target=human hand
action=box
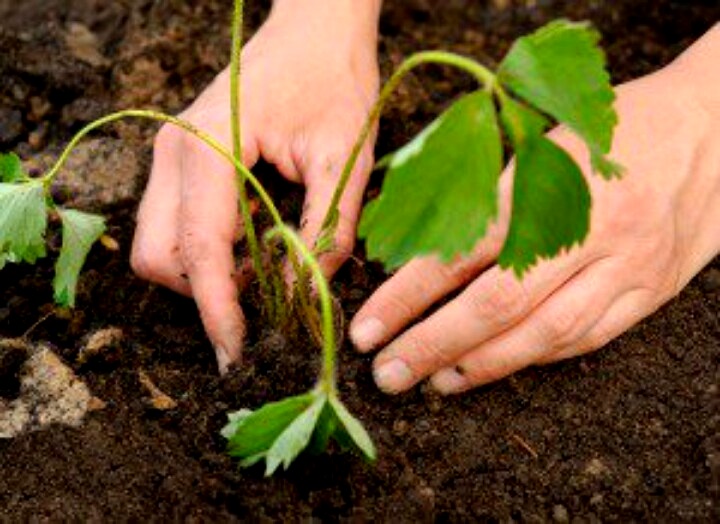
[350,25,720,395]
[131,0,381,372]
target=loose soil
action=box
[1,0,719,521]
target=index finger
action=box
[179,131,246,373]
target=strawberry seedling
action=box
[0,0,619,476]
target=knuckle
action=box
[536,307,584,347]
[402,331,450,372]
[582,331,611,353]
[460,358,509,387]
[464,274,530,325]
[153,123,179,149]
[434,258,480,287]
[130,244,165,281]
[369,288,416,323]
[179,230,213,272]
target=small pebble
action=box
[392,419,409,437]
[552,504,569,523]
[77,327,123,365]
[584,457,611,477]
[138,369,178,411]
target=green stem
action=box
[41,109,283,228]
[266,226,337,394]
[316,50,497,249]
[230,0,269,298]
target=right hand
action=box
[131,0,381,373]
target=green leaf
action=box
[53,209,106,307]
[308,402,338,454]
[499,95,549,145]
[226,393,314,461]
[221,409,253,440]
[497,134,591,275]
[359,90,503,269]
[265,395,326,476]
[498,20,620,178]
[0,153,27,183]
[328,396,376,461]
[0,182,47,265]
[0,252,19,271]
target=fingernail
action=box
[431,368,468,395]
[216,346,231,375]
[351,318,386,352]
[373,359,414,394]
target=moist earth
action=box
[0,0,719,521]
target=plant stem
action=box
[266,226,337,395]
[40,109,283,228]
[230,0,269,298]
[317,50,497,249]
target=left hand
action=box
[349,30,720,395]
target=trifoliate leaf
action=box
[0,153,27,183]
[265,395,326,476]
[226,393,314,462]
[328,396,376,461]
[0,182,47,265]
[498,138,591,275]
[53,208,106,307]
[359,90,503,269]
[498,20,620,179]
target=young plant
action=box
[0,0,620,477]
[227,19,620,475]
[221,226,374,476]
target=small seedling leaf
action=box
[308,401,338,454]
[0,153,26,183]
[265,395,326,476]
[497,97,591,275]
[0,182,47,265]
[0,252,19,270]
[225,393,314,462]
[220,408,253,440]
[498,20,620,179]
[53,209,106,307]
[328,396,376,461]
[359,90,503,269]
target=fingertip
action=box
[372,357,415,394]
[430,367,470,395]
[209,307,245,375]
[350,316,387,353]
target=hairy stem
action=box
[317,51,497,249]
[41,109,283,228]
[231,0,269,298]
[267,226,337,394]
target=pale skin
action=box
[132,0,720,393]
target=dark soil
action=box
[1,0,719,521]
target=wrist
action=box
[666,25,720,280]
[269,0,382,48]
[670,23,720,118]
